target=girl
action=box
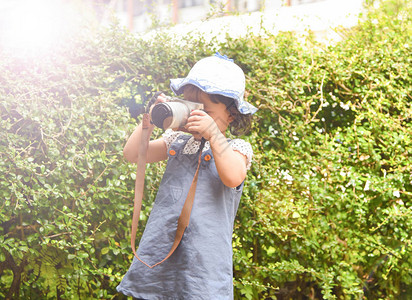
[117,53,258,299]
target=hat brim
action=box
[170,78,258,115]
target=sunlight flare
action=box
[0,0,85,57]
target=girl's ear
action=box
[227,106,237,124]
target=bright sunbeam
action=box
[0,0,85,57]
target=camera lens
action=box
[150,103,173,129]
[150,101,192,130]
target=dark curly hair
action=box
[183,85,252,136]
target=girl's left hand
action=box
[185,110,220,141]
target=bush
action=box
[226,1,411,298]
[0,26,210,299]
[0,0,410,299]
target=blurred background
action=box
[0,0,364,56]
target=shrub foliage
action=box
[0,1,410,299]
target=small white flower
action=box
[396,199,404,205]
[281,169,293,184]
[340,102,350,111]
[364,180,371,191]
[393,191,400,198]
[269,127,278,135]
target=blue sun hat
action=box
[170,52,258,115]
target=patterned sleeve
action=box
[162,129,181,149]
[230,139,253,170]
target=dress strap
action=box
[131,132,206,268]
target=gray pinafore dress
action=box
[117,134,244,300]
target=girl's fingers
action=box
[186,123,199,131]
[186,123,203,133]
[156,94,168,104]
[190,109,207,116]
[187,116,202,123]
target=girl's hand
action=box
[153,93,168,107]
[185,110,221,141]
[123,92,169,164]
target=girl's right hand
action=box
[123,92,169,163]
[149,92,168,109]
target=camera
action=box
[149,96,204,130]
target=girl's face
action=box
[201,94,233,133]
[183,87,233,138]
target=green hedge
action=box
[0,0,411,299]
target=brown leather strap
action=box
[131,113,150,266]
[131,113,202,268]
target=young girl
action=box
[117,53,258,299]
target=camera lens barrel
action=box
[150,102,190,130]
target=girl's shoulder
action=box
[162,129,187,149]
[229,139,253,170]
[162,130,254,170]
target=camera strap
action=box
[131,113,205,268]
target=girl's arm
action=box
[186,110,247,188]
[123,94,168,164]
[123,123,168,164]
[209,133,247,188]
